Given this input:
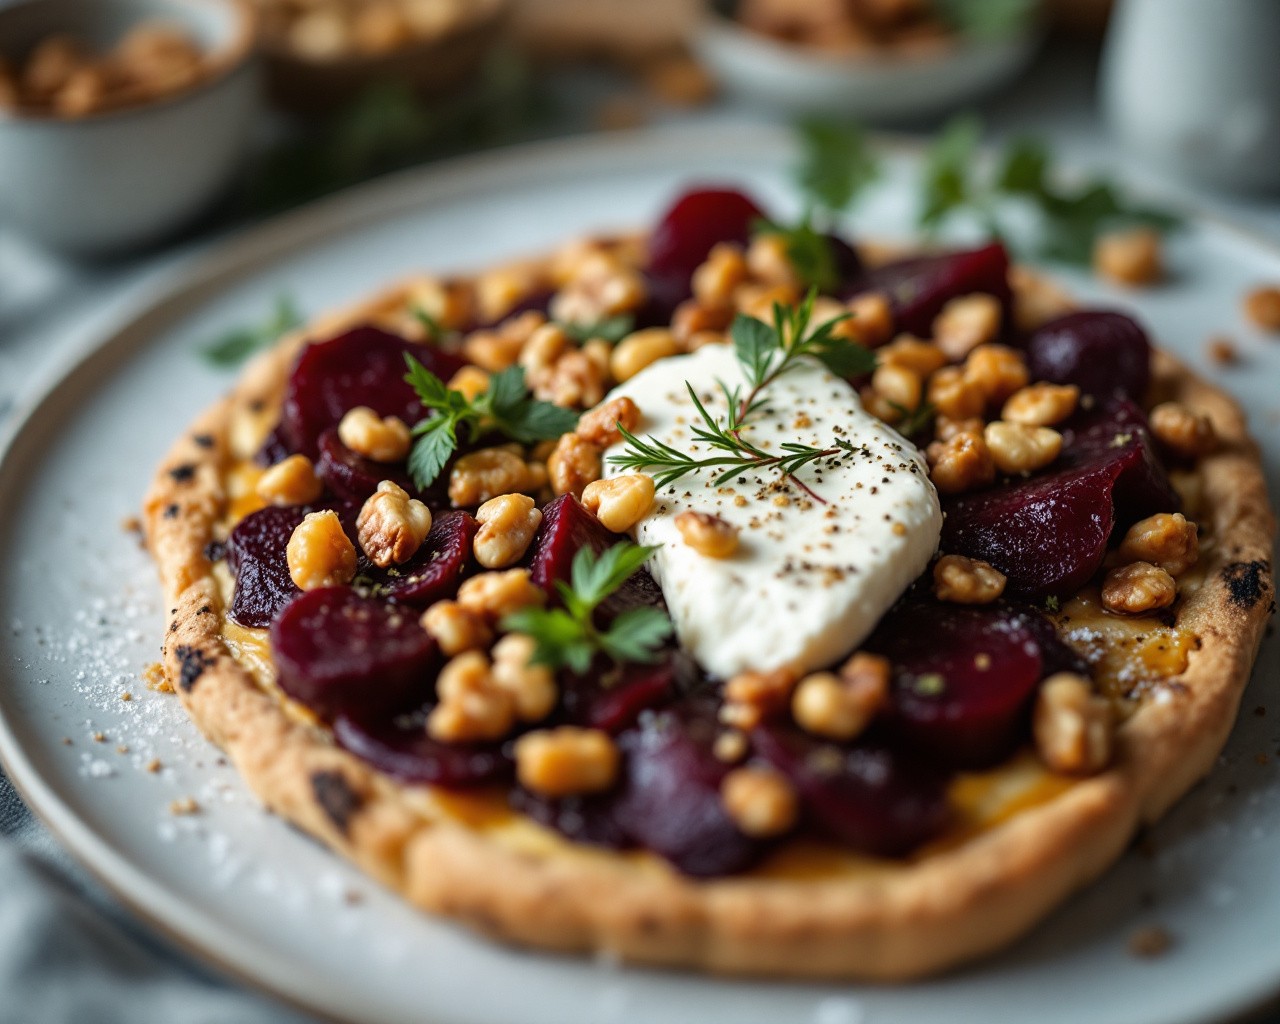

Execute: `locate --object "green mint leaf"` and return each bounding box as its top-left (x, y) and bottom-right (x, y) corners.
top-left (731, 313), bottom-right (779, 389)
top-left (498, 400), bottom-right (581, 444)
top-left (201, 294), bottom-right (302, 368)
top-left (501, 608), bottom-right (594, 674)
top-left (795, 118), bottom-right (880, 214)
top-left (406, 417), bottom-right (457, 489)
top-left (559, 314), bottom-right (635, 344)
top-left (599, 607), bottom-right (673, 665)
top-left (920, 114), bottom-right (982, 232)
top-left (570, 542), bottom-right (659, 611)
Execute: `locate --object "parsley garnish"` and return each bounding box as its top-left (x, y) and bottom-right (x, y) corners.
top-left (919, 115), bottom-right (1181, 265)
top-left (501, 542), bottom-right (673, 673)
top-left (403, 355), bottom-right (579, 489)
top-left (612, 291), bottom-right (876, 499)
top-left (912, 673), bottom-right (947, 696)
top-left (558, 314), bottom-right (635, 345)
top-left (201, 295), bottom-right (302, 367)
top-left (933, 0), bottom-right (1039, 40)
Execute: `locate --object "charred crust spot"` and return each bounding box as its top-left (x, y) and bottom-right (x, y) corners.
top-left (249, 399), bottom-right (266, 413)
top-left (197, 605), bottom-right (213, 615)
top-left (163, 503), bottom-right (181, 519)
top-left (169, 464), bottom-right (197, 483)
top-left (174, 645), bottom-right (214, 692)
top-left (192, 433), bottom-right (214, 449)
top-left (311, 771), bottom-right (363, 836)
top-left (1223, 560), bottom-right (1272, 610)
top-left (204, 540), bottom-right (227, 563)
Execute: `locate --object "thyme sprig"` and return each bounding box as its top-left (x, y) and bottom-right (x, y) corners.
top-left (611, 291), bottom-right (875, 501)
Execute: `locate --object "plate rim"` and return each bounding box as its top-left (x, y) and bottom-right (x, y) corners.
top-left (1, 121), bottom-right (1279, 1024)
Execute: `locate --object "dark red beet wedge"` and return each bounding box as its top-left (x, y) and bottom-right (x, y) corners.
top-left (508, 787), bottom-right (631, 849)
top-left (227, 505), bottom-right (308, 628)
top-left (609, 699), bottom-right (766, 877)
top-left (333, 712), bottom-right (511, 788)
top-left (646, 187), bottom-right (766, 313)
top-left (848, 242), bottom-right (1012, 338)
top-left (316, 428), bottom-right (414, 504)
top-left (1026, 311), bottom-right (1152, 401)
top-left (865, 602), bottom-right (1050, 769)
top-left (941, 399), bottom-right (1178, 600)
top-left (826, 233), bottom-right (865, 292)
top-left (271, 588), bottom-right (438, 721)
top-left (254, 424), bottom-right (291, 468)
top-left (560, 655), bottom-right (683, 734)
top-left (281, 325), bottom-right (465, 458)
top-left (357, 510), bottom-right (478, 606)
top-left (752, 724), bottom-right (950, 856)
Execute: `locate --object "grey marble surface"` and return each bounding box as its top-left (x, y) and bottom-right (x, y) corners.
top-left (0, 37), bottom-right (1277, 1024)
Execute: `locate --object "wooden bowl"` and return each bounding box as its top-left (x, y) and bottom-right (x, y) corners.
top-left (261, 0), bottom-right (510, 114)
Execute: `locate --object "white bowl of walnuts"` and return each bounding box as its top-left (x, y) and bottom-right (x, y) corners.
top-left (0, 0), bottom-right (259, 256)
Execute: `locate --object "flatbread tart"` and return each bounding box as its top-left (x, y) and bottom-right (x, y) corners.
top-left (143, 187), bottom-right (1274, 980)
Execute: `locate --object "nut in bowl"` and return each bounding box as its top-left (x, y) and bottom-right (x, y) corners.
top-left (254, 0), bottom-right (511, 113)
top-left (694, 0), bottom-right (1044, 120)
top-left (0, 0), bottom-right (258, 256)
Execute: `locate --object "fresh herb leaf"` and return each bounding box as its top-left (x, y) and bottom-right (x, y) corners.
top-left (201, 295), bottom-right (302, 367)
top-left (559, 314), bottom-right (635, 344)
top-left (933, 0), bottom-right (1038, 39)
top-left (501, 542), bottom-right (672, 672)
top-left (756, 216), bottom-right (839, 293)
top-left (403, 357), bottom-right (578, 488)
top-left (889, 401), bottom-right (936, 442)
top-left (412, 306), bottom-right (451, 341)
top-left (919, 113), bottom-right (984, 234)
top-left (795, 118), bottom-right (880, 215)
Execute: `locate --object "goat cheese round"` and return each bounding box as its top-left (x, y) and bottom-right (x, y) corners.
top-left (601, 344), bottom-right (941, 679)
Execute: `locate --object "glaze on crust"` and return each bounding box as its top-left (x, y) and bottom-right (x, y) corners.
top-left (142, 274), bottom-right (1275, 981)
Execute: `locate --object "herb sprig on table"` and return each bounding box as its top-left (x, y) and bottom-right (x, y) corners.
top-left (920, 115), bottom-right (1182, 264)
top-left (200, 295), bottom-right (302, 367)
top-left (612, 291), bottom-right (876, 500)
top-left (403, 355), bottom-right (579, 489)
top-left (501, 542), bottom-right (673, 673)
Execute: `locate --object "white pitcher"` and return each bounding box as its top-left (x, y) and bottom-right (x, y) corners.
top-left (1101, 0), bottom-right (1280, 193)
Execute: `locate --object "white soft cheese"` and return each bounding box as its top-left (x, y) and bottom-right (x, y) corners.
top-left (601, 344), bottom-right (941, 680)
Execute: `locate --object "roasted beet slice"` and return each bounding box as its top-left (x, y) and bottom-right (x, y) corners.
top-left (560, 655), bottom-right (683, 734)
top-left (848, 242), bottom-right (1012, 338)
top-left (646, 187), bottom-right (766, 313)
top-left (826, 233), bottom-right (865, 292)
top-left (866, 602), bottom-right (1050, 769)
top-left (528, 495), bottom-right (666, 621)
top-left (752, 725), bottom-right (950, 856)
top-left (358, 510), bottom-right (478, 606)
top-left (281, 325), bottom-right (465, 458)
top-left (333, 712), bottom-right (511, 788)
top-left (226, 505), bottom-right (308, 628)
top-left (609, 699), bottom-right (765, 877)
top-left (272, 588), bottom-right (438, 721)
top-left (508, 787), bottom-right (631, 848)
top-left (1026, 311), bottom-right (1152, 401)
top-left (254, 424), bottom-right (291, 468)
top-left (941, 399), bottom-right (1178, 600)
top-left (316, 428), bottom-right (415, 504)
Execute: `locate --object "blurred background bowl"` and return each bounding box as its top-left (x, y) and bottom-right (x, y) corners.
top-left (692, 3), bottom-right (1042, 122)
top-left (0, 0), bottom-right (259, 257)
top-left (258, 0), bottom-right (510, 114)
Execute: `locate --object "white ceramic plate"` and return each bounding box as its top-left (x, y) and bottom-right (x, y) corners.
top-left (2, 124), bottom-right (1279, 1024)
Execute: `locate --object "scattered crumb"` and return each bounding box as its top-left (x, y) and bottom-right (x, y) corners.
top-left (145, 758), bottom-right (162, 774)
top-left (91, 731), bottom-right (106, 743)
top-left (142, 662), bottom-right (172, 693)
top-left (61, 737), bottom-right (72, 746)
top-left (1244, 285), bottom-right (1280, 331)
top-left (343, 889), bottom-right (365, 906)
top-left (120, 515), bottom-right (142, 534)
top-left (1256, 753), bottom-right (1269, 766)
top-left (1094, 227), bottom-right (1163, 287)
top-left (1206, 335), bottom-right (1239, 366)
top-left (115, 744), bottom-right (129, 755)
top-left (593, 94), bottom-right (649, 132)
top-left (169, 797), bottom-right (200, 816)
top-left (1255, 705), bottom-right (1267, 717)
top-left (120, 691), bottom-right (133, 702)
top-left (1129, 925), bottom-right (1175, 958)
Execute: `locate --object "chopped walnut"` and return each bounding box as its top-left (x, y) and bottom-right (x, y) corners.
top-left (721, 766), bottom-right (798, 838)
top-left (1101, 561), bottom-right (1178, 615)
top-left (457, 568), bottom-right (546, 621)
top-left (576, 396), bottom-right (641, 447)
top-left (337, 406), bottom-right (411, 463)
top-left (983, 421), bottom-right (1063, 474)
top-left (722, 667), bottom-right (798, 730)
top-left (926, 366), bottom-right (986, 420)
top-left (255, 454), bottom-right (323, 507)
top-left (611, 328), bottom-right (679, 382)
top-left (426, 651), bottom-right (514, 743)
top-left (551, 251), bottom-right (646, 325)
top-left (692, 243), bottom-right (749, 305)
top-left (838, 292), bottom-right (895, 349)
top-left (1093, 227), bottom-right (1163, 287)
top-left (581, 474), bottom-right (655, 532)
top-left (447, 365), bottom-right (491, 402)
top-left (870, 363), bottom-right (923, 416)
top-left (791, 652), bottom-right (889, 741)
top-left (287, 510), bottom-right (357, 590)
top-left (1205, 336), bottom-right (1239, 367)
top-left (1033, 673), bottom-right (1113, 775)
top-left (357, 481), bottom-right (432, 567)
top-left (1149, 402), bottom-right (1217, 459)
top-left (1117, 513), bottom-right (1199, 576)
top-left (474, 493), bottom-right (543, 569)
top-left (1001, 382), bottom-right (1079, 427)
top-left (449, 446), bottom-right (542, 508)
top-left (933, 293), bottom-right (1003, 361)
top-left (547, 433), bottom-right (602, 499)
top-left (933, 554), bottom-right (1006, 604)
top-left (463, 310), bottom-right (546, 372)
top-left (421, 601), bottom-right (493, 657)
top-left (963, 344), bottom-right (1029, 407)
top-left (674, 510), bottom-right (739, 558)
top-left (878, 335), bottom-right (948, 377)
top-left (927, 430), bottom-right (996, 495)
top-left (745, 233), bottom-right (801, 287)
top-left (514, 727), bottom-right (619, 797)
top-left (491, 634), bottom-right (558, 723)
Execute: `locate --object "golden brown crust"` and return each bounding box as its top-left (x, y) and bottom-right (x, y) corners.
top-left (142, 278), bottom-right (1275, 981)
